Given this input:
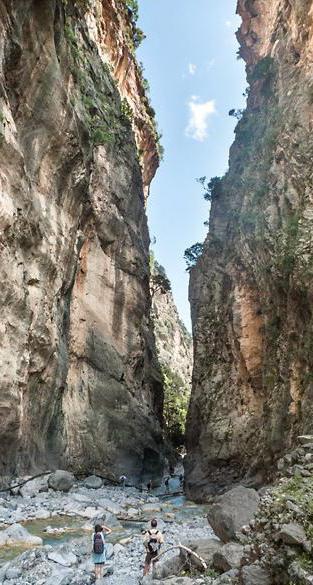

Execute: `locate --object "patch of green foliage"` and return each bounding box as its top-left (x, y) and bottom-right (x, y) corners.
top-left (274, 213), bottom-right (300, 287)
top-left (250, 56), bottom-right (275, 83)
top-left (298, 553), bottom-right (313, 572)
top-left (92, 127), bottom-right (114, 146)
top-left (161, 365), bottom-right (190, 447)
top-left (150, 262), bottom-right (171, 298)
top-left (197, 176), bottom-right (222, 202)
top-left (229, 108), bottom-right (244, 121)
top-left (249, 56), bottom-right (276, 98)
top-left (123, 0), bottom-right (139, 22)
top-left (121, 98), bottom-right (134, 124)
top-left (184, 242), bottom-right (204, 270)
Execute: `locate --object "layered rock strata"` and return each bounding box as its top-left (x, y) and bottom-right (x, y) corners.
top-left (0, 0), bottom-right (163, 480)
top-left (186, 0), bottom-right (313, 498)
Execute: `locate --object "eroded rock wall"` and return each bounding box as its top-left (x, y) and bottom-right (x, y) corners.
top-left (0, 0), bottom-right (163, 481)
top-left (186, 0), bottom-right (313, 499)
top-left (151, 264), bottom-right (192, 389)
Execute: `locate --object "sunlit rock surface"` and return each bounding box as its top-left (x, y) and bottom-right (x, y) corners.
top-left (186, 0), bottom-right (313, 499)
top-left (0, 0), bottom-right (163, 480)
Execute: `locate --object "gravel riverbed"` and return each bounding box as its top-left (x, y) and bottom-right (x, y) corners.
top-left (0, 475), bottom-right (215, 585)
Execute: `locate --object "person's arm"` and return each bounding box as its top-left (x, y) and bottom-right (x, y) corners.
top-left (102, 525), bottom-right (112, 534)
top-left (143, 531), bottom-right (150, 548)
top-left (158, 532), bottom-right (164, 545)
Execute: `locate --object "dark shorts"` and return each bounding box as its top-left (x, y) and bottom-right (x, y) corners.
top-left (145, 551), bottom-right (158, 565)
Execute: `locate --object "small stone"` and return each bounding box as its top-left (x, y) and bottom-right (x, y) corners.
top-left (213, 542), bottom-right (245, 571)
top-left (241, 564), bottom-right (271, 584)
top-left (277, 523), bottom-right (308, 547)
top-left (6, 567), bottom-right (22, 580)
top-left (298, 435), bottom-right (313, 445)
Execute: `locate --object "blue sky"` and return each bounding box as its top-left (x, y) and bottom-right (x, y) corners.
top-left (137, 1), bottom-right (246, 329)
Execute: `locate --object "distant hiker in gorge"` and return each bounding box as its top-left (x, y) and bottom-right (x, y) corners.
top-left (147, 479), bottom-right (153, 492)
top-left (92, 523), bottom-right (112, 580)
top-left (119, 474), bottom-right (127, 488)
top-left (143, 518), bottom-right (164, 576)
top-left (164, 476), bottom-right (170, 492)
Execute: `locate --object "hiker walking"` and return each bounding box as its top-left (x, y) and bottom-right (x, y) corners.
top-left (147, 479), bottom-right (153, 492)
top-left (143, 518), bottom-right (164, 576)
top-left (92, 523), bottom-right (112, 580)
top-left (119, 474), bottom-right (127, 488)
top-left (164, 476), bottom-right (170, 493)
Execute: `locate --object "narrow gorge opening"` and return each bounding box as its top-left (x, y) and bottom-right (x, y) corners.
top-left (1, 0), bottom-right (313, 583)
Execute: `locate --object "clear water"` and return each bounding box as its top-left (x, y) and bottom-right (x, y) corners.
top-left (0, 484), bottom-right (207, 566)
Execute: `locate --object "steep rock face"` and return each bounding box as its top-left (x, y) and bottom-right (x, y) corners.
top-left (0, 0), bottom-right (163, 481)
top-left (151, 265), bottom-right (192, 389)
top-left (186, 0), bottom-right (313, 498)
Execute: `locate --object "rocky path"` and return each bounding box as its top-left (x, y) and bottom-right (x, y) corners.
top-left (0, 473), bottom-right (215, 585)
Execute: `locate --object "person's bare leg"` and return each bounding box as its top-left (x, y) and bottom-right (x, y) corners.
top-left (95, 565), bottom-right (100, 580)
top-left (143, 561), bottom-right (150, 576)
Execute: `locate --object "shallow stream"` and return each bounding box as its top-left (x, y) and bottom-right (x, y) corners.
top-left (0, 486), bottom-right (209, 567)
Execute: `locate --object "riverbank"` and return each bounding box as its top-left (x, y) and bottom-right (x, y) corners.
top-left (0, 473), bottom-right (215, 584)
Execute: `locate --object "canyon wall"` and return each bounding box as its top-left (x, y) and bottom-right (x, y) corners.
top-left (151, 262), bottom-right (192, 390)
top-left (151, 260), bottom-right (192, 450)
top-left (186, 0), bottom-right (313, 499)
top-left (0, 0), bottom-right (163, 481)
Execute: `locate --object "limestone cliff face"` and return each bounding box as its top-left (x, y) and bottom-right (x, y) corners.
top-left (151, 264), bottom-right (192, 389)
top-left (0, 0), bottom-right (163, 481)
top-left (186, 0), bottom-right (313, 499)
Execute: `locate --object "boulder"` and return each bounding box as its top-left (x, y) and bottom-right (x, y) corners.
top-left (105, 542), bottom-right (114, 559)
top-left (0, 523), bottom-right (42, 546)
top-left (44, 569), bottom-right (74, 585)
top-left (142, 503), bottom-right (161, 513)
top-left (207, 486), bottom-right (260, 542)
top-left (79, 506), bottom-right (100, 519)
top-left (277, 523), bottom-right (308, 548)
top-left (213, 542), bottom-right (245, 571)
top-left (152, 551), bottom-right (182, 579)
top-left (48, 550), bottom-right (77, 567)
top-left (181, 537), bottom-right (222, 569)
top-left (20, 475), bottom-right (49, 497)
top-left (213, 570), bottom-right (240, 584)
top-left (84, 475), bottom-right (103, 489)
top-left (241, 564), bottom-right (271, 585)
top-left (98, 498), bottom-right (122, 515)
top-left (113, 543), bottom-right (125, 556)
top-left (48, 470), bottom-right (75, 492)
top-left (5, 567), bottom-right (22, 580)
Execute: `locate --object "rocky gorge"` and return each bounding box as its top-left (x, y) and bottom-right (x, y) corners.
top-left (0, 0), bottom-right (164, 482)
top-left (1, 0), bottom-right (313, 583)
top-left (186, 0), bottom-right (313, 498)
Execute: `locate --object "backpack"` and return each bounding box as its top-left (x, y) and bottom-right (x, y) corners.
top-left (147, 530), bottom-right (160, 554)
top-left (93, 532), bottom-right (104, 555)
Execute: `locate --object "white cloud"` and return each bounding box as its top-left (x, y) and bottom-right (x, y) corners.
top-left (188, 63), bottom-right (197, 75)
top-left (225, 20), bottom-right (232, 28)
top-left (185, 97), bottom-right (216, 142)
